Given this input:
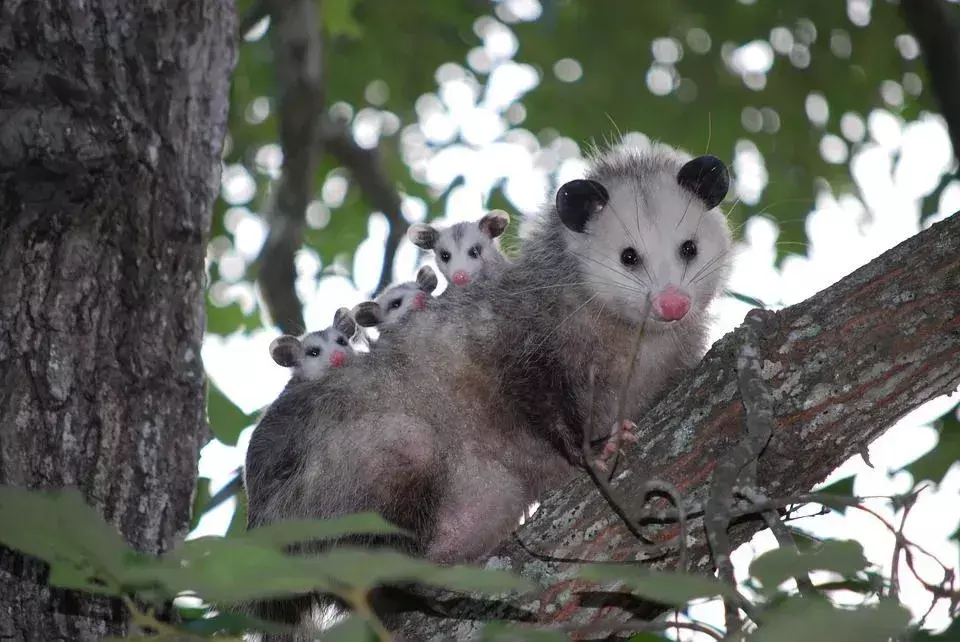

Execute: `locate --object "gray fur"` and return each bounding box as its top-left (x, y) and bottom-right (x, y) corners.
top-left (351, 265), bottom-right (440, 332)
top-left (406, 211), bottom-right (512, 288)
top-left (269, 307), bottom-right (359, 383)
top-left (244, 141), bottom-right (733, 637)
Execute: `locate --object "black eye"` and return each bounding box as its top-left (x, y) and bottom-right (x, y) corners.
top-left (439, 250), bottom-right (451, 262)
top-left (468, 244), bottom-right (482, 259)
top-left (389, 298), bottom-right (402, 310)
top-left (679, 240), bottom-right (698, 261)
top-left (336, 337), bottom-right (348, 346)
top-left (620, 247), bottom-right (640, 267)
top-left (306, 348), bottom-right (321, 357)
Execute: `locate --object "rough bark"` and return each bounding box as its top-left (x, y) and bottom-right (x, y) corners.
top-left (0, 0), bottom-right (235, 640)
top-left (254, 0), bottom-right (325, 336)
top-left (398, 209), bottom-right (960, 640)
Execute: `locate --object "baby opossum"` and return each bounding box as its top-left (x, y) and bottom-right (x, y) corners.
top-left (351, 265), bottom-right (439, 331)
top-left (269, 307), bottom-right (360, 382)
top-left (243, 142), bottom-right (733, 637)
top-left (407, 210), bottom-right (511, 287)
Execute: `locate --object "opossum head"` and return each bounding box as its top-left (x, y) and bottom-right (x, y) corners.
top-left (408, 210), bottom-right (510, 287)
top-left (353, 265), bottom-right (439, 329)
top-left (269, 307), bottom-right (358, 379)
top-left (555, 143), bottom-right (733, 329)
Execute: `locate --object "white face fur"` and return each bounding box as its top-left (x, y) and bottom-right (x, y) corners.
top-left (556, 143), bottom-right (733, 330)
top-left (374, 283), bottom-right (430, 328)
top-left (408, 211), bottom-right (510, 288)
top-left (296, 329), bottom-right (354, 378)
top-left (269, 309), bottom-right (358, 380)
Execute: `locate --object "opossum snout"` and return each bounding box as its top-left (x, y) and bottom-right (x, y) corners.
top-left (412, 291), bottom-right (427, 311)
top-left (329, 350), bottom-right (346, 367)
top-left (652, 286), bottom-right (690, 321)
top-left (451, 270), bottom-right (470, 287)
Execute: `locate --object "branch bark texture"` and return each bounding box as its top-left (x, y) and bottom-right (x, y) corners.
top-left (399, 210), bottom-right (960, 639)
top-left (0, 0), bottom-right (235, 639)
top-left (255, 0), bottom-right (325, 335)
top-left (321, 117), bottom-right (408, 296)
top-left (902, 0), bottom-right (960, 168)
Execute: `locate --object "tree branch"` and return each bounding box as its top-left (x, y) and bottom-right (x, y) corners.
top-left (901, 0), bottom-right (960, 169)
top-left (253, 0), bottom-right (324, 335)
top-left (396, 209), bottom-right (960, 639)
top-left (320, 117), bottom-right (408, 295)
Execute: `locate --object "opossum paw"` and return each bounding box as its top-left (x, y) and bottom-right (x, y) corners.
top-left (593, 419), bottom-right (637, 471)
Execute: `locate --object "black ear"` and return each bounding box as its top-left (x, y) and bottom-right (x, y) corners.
top-left (677, 155), bottom-right (729, 209)
top-left (407, 224), bottom-right (439, 250)
top-left (332, 306), bottom-right (358, 338)
top-left (269, 335), bottom-right (301, 368)
top-left (416, 265), bottom-right (438, 293)
top-left (352, 302), bottom-right (383, 328)
top-left (556, 179), bottom-right (609, 233)
top-left (478, 209), bottom-right (510, 239)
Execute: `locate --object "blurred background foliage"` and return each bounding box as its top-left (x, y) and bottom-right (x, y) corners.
top-left (198, 0), bottom-right (959, 546)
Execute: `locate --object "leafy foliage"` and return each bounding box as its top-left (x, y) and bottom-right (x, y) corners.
top-left (748, 539), bottom-right (870, 597)
top-left (902, 402), bottom-right (960, 485)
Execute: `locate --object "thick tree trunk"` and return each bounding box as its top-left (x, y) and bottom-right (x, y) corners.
top-left (398, 209), bottom-right (960, 640)
top-left (0, 1), bottom-right (235, 640)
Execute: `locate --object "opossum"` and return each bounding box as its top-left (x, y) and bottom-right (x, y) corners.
top-left (268, 308), bottom-right (360, 382)
top-left (243, 141), bottom-right (733, 637)
top-left (407, 210), bottom-right (511, 287)
top-left (351, 265), bottom-right (439, 331)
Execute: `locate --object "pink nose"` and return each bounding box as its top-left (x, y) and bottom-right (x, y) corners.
top-left (452, 271), bottom-right (470, 287)
top-left (328, 351), bottom-right (346, 367)
top-left (652, 287), bottom-right (691, 321)
top-left (412, 291), bottom-right (427, 311)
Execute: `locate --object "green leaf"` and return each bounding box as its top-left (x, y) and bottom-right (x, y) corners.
top-left (322, 0), bottom-right (364, 39)
top-left (239, 513), bottom-right (407, 549)
top-left (207, 380), bottom-right (256, 446)
top-left (311, 548), bottom-right (533, 594)
top-left (902, 404), bottom-right (960, 485)
top-left (749, 539), bottom-right (869, 596)
top-left (629, 635), bottom-right (669, 642)
top-left (725, 290), bottom-right (769, 309)
top-left (815, 474), bottom-right (857, 514)
top-left (577, 565), bottom-right (741, 608)
top-left (227, 484), bottom-right (248, 537)
top-left (0, 487), bottom-right (135, 593)
top-left (123, 540), bottom-right (335, 604)
top-left (317, 615), bottom-right (379, 642)
top-left (480, 621), bottom-right (568, 641)
top-left (751, 597), bottom-right (911, 642)
top-left (911, 616), bottom-right (960, 640)
top-left (190, 477), bottom-right (212, 532)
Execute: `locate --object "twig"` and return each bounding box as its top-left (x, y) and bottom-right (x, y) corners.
top-left (253, 0), bottom-right (325, 335)
top-left (738, 488), bottom-right (815, 598)
top-left (553, 616), bottom-right (725, 641)
top-left (320, 117), bottom-right (408, 295)
top-left (889, 492), bottom-right (918, 603)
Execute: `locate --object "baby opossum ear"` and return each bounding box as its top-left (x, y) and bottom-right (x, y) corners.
top-left (556, 179), bottom-right (609, 233)
top-left (407, 224), bottom-right (439, 250)
top-left (478, 209), bottom-right (510, 239)
top-left (352, 302), bottom-right (383, 328)
top-left (332, 306), bottom-right (358, 339)
top-left (270, 335), bottom-right (302, 368)
top-left (676, 155), bottom-right (729, 209)
top-left (416, 265), bottom-right (439, 293)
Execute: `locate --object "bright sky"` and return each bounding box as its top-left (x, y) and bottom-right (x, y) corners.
top-left (194, 2), bottom-right (960, 638)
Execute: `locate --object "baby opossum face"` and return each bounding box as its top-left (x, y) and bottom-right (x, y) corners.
top-left (352, 265), bottom-right (439, 330)
top-left (269, 308), bottom-right (358, 379)
top-left (556, 145), bottom-right (733, 329)
top-left (408, 210), bottom-right (510, 287)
